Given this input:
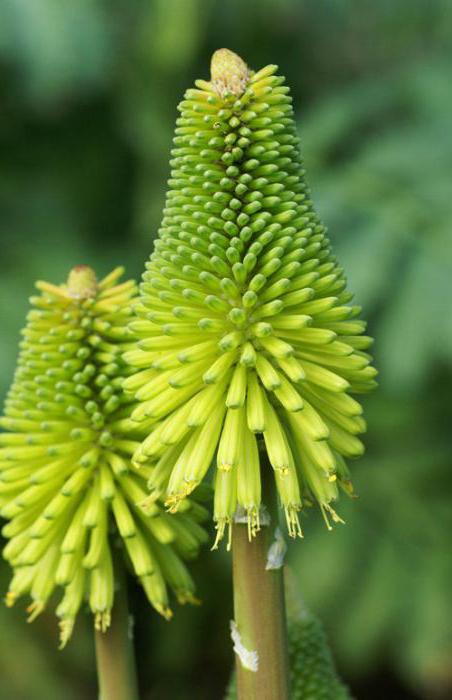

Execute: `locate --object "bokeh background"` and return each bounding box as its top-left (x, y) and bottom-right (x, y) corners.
top-left (1, 0), bottom-right (451, 698)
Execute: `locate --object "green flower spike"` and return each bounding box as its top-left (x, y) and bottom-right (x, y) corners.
top-left (125, 49), bottom-right (377, 547)
top-left (0, 266), bottom-right (207, 646)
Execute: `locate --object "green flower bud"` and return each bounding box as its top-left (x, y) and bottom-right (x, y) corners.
top-left (125, 50), bottom-right (377, 547)
top-left (0, 266), bottom-right (207, 646)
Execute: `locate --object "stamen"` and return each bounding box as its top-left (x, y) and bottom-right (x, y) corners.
top-left (5, 591), bottom-right (17, 608)
top-left (320, 504), bottom-right (332, 531)
top-left (94, 610), bottom-right (111, 633)
top-left (58, 618), bottom-right (75, 649)
top-left (27, 601), bottom-right (45, 622)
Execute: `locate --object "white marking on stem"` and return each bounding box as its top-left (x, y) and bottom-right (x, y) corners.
top-left (233, 504), bottom-right (270, 526)
top-left (265, 527), bottom-right (287, 570)
top-left (230, 620), bottom-right (259, 672)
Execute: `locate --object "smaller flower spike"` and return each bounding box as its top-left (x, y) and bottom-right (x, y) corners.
top-left (125, 50), bottom-right (377, 547)
top-left (0, 266), bottom-right (208, 646)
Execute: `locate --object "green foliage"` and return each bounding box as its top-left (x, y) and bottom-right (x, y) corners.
top-left (292, 44), bottom-right (452, 700)
top-left (299, 58), bottom-right (452, 391)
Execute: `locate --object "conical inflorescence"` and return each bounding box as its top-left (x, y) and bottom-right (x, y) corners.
top-left (0, 266), bottom-right (207, 646)
top-left (125, 49), bottom-right (377, 546)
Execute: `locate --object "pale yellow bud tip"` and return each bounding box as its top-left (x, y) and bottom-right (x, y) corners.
top-left (66, 265), bottom-right (98, 299)
top-left (210, 48), bottom-right (250, 97)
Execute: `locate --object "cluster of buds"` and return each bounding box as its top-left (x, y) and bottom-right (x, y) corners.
top-left (0, 266), bottom-right (207, 646)
top-left (124, 49), bottom-right (377, 547)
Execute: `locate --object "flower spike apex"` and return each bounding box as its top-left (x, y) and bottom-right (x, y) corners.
top-left (66, 265), bottom-right (98, 299)
top-left (210, 49), bottom-right (250, 97)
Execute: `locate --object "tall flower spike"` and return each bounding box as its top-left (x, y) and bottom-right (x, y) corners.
top-left (125, 49), bottom-right (377, 547)
top-left (0, 266), bottom-right (208, 647)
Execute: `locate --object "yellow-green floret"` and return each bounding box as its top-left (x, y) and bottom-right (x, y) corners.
top-left (125, 49), bottom-right (377, 547)
top-left (0, 266), bottom-right (207, 646)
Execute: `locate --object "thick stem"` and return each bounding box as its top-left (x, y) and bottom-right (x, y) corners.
top-left (95, 569), bottom-right (139, 700)
top-left (232, 468), bottom-right (290, 700)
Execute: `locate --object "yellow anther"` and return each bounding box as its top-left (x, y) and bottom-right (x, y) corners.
top-left (5, 591), bottom-right (17, 608)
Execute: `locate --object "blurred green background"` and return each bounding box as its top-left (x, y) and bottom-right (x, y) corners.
top-left (1, 0), bottom-right (451, 698)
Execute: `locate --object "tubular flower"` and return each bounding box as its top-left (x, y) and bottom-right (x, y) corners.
top-left (125, 49), bottom-right (377, 546)
top-left (0, 266), bottom-right (207, 646)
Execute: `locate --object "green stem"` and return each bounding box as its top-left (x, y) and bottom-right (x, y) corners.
top-left (95, 568), bottom-right (139, 700)
top-left (232, 463), bottom-right (290, 700)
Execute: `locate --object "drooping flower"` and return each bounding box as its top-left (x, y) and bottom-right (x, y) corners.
top-left (124, 49), bottom-right (377, 547)
top-left (0, 266), bottom-right (207, 646)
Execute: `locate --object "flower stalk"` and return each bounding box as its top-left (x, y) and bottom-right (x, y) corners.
top-left (95, 563), bottom-right (139, 700)
top-left (232, 474), bottom-right (290, 699)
